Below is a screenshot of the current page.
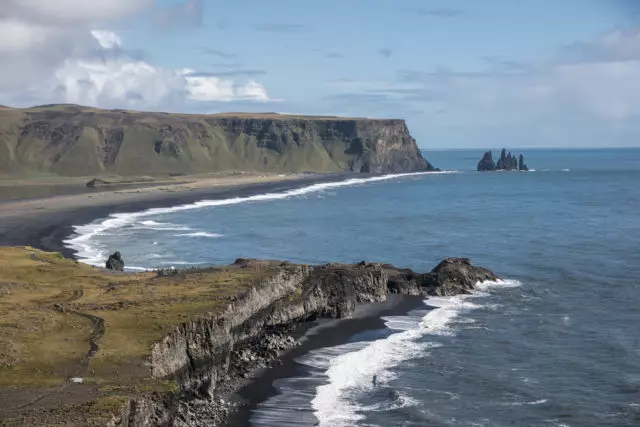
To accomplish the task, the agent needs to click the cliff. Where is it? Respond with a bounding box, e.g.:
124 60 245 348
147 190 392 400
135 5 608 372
0 104 435 177
0 248 496 426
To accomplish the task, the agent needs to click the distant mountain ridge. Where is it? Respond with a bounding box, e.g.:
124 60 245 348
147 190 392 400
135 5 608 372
0 104 435 177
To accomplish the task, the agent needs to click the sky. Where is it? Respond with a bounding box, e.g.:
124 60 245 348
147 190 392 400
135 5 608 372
1 0 640 148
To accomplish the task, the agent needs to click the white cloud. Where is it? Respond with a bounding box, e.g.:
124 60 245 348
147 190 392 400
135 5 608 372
41 34 272 108
90 30 122 49
379 29 640 126
4 0 152 23
0 1 272 109
236 80 271 101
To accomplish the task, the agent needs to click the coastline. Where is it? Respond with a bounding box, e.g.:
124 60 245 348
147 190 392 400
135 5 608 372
0 173 356 258
0 171 429 426
225 294 426 427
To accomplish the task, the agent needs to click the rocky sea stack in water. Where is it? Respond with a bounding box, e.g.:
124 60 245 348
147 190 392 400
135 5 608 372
477 148 528 171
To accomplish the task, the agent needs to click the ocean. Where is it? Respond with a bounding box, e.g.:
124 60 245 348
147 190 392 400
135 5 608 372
65 149 640 427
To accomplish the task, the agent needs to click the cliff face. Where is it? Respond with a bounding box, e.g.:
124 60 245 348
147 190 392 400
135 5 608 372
0 104 435 177
114 258 497 426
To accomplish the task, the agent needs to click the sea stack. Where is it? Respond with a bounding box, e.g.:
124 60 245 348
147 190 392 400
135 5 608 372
496 149 518 170
478 149 529 171
477 151 496 171
518 154 528 171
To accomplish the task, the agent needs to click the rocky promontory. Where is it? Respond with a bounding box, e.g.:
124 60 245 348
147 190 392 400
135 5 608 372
0 104 436 177
477 148 528 171
0 247 498 426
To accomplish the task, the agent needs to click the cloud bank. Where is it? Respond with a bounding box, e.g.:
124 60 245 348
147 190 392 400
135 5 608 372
327 28 640 144
0 0 271 110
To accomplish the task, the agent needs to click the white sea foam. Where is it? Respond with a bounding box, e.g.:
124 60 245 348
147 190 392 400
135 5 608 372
64 172 457 266
307 279 521 427
163 261 205 266
125 266 152 271
136 220 192 231
174 232 223 238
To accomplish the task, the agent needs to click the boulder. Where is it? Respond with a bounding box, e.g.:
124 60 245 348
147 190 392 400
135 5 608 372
105 251 125 271
86 178 111 188
477 151 496 171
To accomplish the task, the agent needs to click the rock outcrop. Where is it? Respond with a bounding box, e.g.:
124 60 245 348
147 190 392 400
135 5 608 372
111 257 498 426
496 149 518 170
518 154 528 171
478 149 529 171
0 104 436 177
477 151 496 171
105 251 124 271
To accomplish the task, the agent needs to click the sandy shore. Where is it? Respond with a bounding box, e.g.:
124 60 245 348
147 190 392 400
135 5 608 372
0 172 353 257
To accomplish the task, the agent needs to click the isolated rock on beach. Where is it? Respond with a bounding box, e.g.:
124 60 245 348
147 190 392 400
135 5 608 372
477 151 496 171
86 178 111 188
105 251 124 271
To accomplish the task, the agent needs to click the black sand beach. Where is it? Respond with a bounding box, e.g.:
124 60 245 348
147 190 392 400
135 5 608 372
225 294 426 426
0 173 353 257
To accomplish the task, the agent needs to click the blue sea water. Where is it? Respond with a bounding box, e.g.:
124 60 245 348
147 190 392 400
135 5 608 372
65 149 640 426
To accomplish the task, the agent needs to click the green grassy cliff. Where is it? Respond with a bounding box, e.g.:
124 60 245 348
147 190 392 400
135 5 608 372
0 105 435 177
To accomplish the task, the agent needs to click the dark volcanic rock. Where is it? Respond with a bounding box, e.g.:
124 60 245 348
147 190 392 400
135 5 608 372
496 149 518 170
105 251 124 271
419 257 498 295
86 178 111 188
518 154 528 171
121 257 498 427
479 149 529 172
477 151 496 171
386 258 498 296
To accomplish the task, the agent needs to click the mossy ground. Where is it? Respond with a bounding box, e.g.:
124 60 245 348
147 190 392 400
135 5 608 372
0 246 271 425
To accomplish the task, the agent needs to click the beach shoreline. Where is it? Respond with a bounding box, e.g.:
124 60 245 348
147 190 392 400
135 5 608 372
225 294 426 427
0 172 355 258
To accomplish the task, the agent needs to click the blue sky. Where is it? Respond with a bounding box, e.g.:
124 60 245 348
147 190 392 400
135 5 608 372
2 0 640 148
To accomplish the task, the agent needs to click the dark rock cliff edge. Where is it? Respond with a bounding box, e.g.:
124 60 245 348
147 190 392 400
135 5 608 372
0 104 436 177
109 257 497 427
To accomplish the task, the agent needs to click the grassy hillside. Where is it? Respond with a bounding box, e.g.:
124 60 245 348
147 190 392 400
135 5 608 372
0 246 272 425
0 104 431 178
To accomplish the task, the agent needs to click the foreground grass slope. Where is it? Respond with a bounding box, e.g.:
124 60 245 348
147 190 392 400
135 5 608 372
0 104 433 178
0 246 271 425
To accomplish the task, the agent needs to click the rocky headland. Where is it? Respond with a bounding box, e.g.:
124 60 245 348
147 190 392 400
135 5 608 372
0 247 497 426
0 104 436 178
477 149 529 171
